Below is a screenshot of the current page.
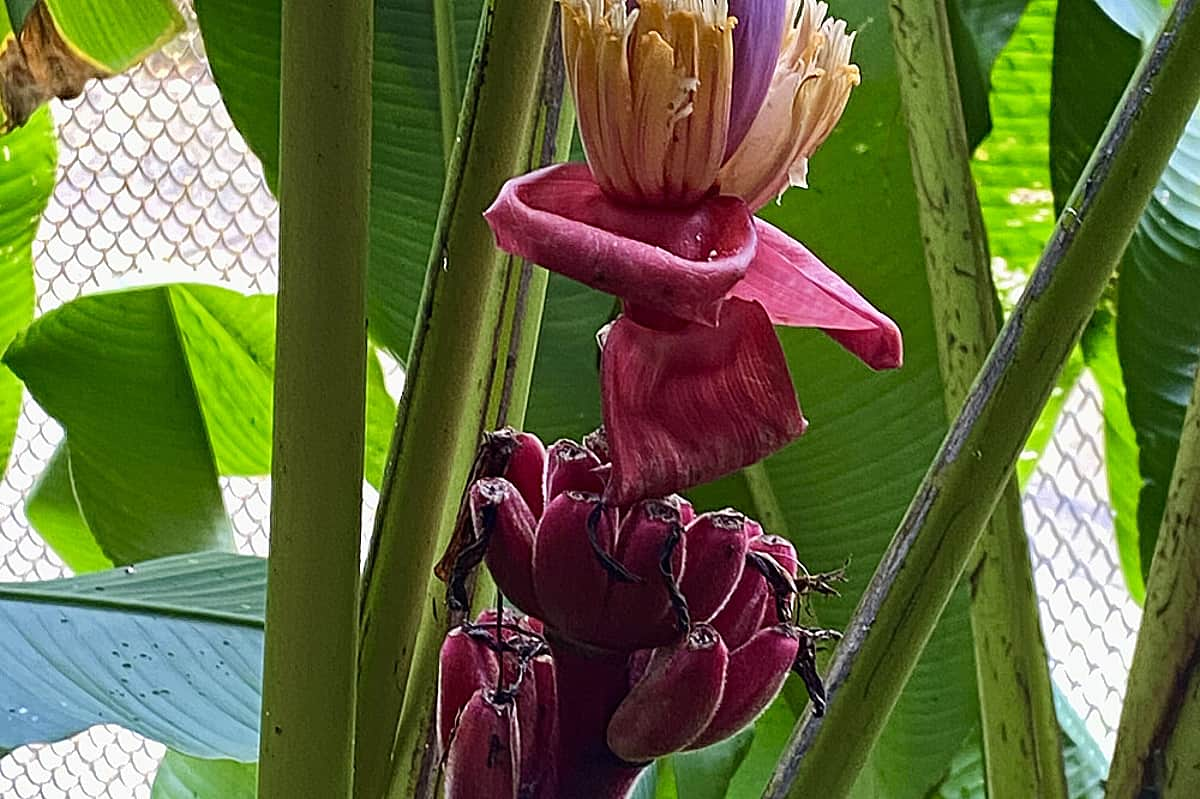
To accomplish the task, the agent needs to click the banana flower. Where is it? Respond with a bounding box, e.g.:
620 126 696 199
486 0 901 503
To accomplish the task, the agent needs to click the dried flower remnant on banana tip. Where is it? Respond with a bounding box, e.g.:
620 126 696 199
485 0 900 504
438 610 558 799
436 430 845 798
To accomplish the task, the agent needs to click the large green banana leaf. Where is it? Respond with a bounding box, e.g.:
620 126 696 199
5 286 237 566
5 284 394 572
0 106 53 476
194 0 483 360
0 553 263 761
152 751 255 799
1051 0 1200 597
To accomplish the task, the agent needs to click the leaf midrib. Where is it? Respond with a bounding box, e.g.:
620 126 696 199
0 557 265 628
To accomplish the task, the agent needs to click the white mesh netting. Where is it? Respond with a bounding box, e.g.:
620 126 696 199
0 10 275 798
0 8 1141 798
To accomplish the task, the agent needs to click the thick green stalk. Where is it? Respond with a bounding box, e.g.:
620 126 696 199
353 2 560 796
386 24 573 799
742 462 789 538
491 263 549 425
257 1 370 798
764 2 1200 796
888 1 1065 796
966 485 1065 794
1106 349 1200 796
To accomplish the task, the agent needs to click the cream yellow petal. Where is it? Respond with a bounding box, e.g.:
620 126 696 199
663 8 702 199
717 0 858 209
561 0 735 206
682 13 733 197
631 29 681 198
718 69 811 207
597 27 642 198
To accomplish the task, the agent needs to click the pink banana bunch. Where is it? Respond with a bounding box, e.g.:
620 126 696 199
437 431 841 798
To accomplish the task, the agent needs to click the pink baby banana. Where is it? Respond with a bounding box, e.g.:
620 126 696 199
607 624 729 761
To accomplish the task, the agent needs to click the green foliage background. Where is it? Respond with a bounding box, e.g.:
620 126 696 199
1 0 1198 796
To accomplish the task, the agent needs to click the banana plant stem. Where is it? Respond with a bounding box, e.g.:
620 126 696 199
257 1 371 798
353 0 560 796
765 1 1200 795
888 0 1065 795
386 18 573 799
1106 334 1200 796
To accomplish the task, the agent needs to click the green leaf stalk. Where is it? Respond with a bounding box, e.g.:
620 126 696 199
256 0 371 797
353 4 569 797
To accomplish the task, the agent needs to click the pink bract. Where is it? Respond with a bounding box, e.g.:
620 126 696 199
485 161 901 504
600 298 806 505
484 163 756 327
734 219 903 369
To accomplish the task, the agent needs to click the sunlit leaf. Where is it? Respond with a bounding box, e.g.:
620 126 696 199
151 750 256 799
0 0 182 131
972 0 1056 292
25 445 111 573
969 0 1086 484
168 286 275 477
5 286 236 565
13 285 395 572
195 0 483 359
365 351 397 488
40 0 182 71
0 106 53 474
